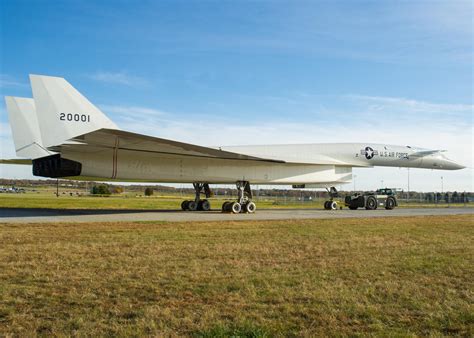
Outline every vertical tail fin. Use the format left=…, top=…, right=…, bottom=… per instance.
left=5, top=96, right=51, bottom=159
left=29, top=74, right=118, bottom=148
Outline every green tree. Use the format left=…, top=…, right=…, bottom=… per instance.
left=144, top=187, right=154, bottom=196
left=91, top=184, right=111, bottom=195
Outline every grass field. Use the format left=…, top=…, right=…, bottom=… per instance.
left=0, top=191, right=470, bottom=210
left=1, top=215, right=473, bottom=336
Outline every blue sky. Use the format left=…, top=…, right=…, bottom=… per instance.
left=0, top=0, right=472, bottom=191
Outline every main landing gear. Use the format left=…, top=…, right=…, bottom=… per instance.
left=181, top=181, right=257, bottom=214
left=324, top=187, right=339, bottom=210
left=181, top=183, right=212, bottom=211
left=222, top=181, right=256, bottom=214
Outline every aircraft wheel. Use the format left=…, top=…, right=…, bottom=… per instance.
left=365, top=196, right=377, bottom=210
left=329, top=201, right=337, bottom=210
left=222, top=201, right=230, bottom=212
left=244, top=201, right=256, bottom=213
left=385, top=197, right=396, bottom=210
left=187, top=201, right=198, bottom=211
left=201, top=199, right=211, bottom=211
left=324, top=201, right=331, bottom=210
left=181, top=200, right=189, bottom=211
left=230, top=202, right=242, bottom=214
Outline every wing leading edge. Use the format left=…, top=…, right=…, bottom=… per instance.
left=48, top=128, right=286, bottom=163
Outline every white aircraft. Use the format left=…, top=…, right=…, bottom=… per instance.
left=2, top=75, right=465, bottom=213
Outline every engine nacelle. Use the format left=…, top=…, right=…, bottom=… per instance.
left=33, top=154, right=82, bottom=178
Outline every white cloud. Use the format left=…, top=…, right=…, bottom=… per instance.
left=99, top=104, right=166, bottom=117
left=88, top=71, right=149, bottom=86
left=0, top=122, right=16, bottom=159
left=0, top=74, right=27, bottom=89
left=347, top=94, right=473, bottom=116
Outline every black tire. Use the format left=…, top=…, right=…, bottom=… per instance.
left=324, top=201, right=330, bottom=210
left=349, top=205, right=358, bottom=210
left=181, top=200, right=189, bottom=211
left=222, top=201, right=230, bottom=212
left=187, top=201, right=198, bottom=211
left=385, top=197, right=396, bottom=210
left=344, top=196, right=352, bottom=205
left=365, top=196, right=377, bottom=210
left=201, top=199, right=211, bottom=211
left=329, top=201, right=337, bottom=210
left=230, top=202, right=242, bottom=214
left=244, top=201, right=256, bottom=213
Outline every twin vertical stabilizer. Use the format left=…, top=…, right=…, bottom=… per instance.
left=5, top=74, right=118, bottom=159
left=5, top=96, right=50, bottom=159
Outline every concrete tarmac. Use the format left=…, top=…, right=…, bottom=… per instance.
left=0, top=207, right=472, bottom=223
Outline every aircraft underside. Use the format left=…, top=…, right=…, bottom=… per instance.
left=65, top=150, right=353, bottom=185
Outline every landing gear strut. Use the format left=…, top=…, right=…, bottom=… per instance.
left=222, top=181, right=256, bottom=214
left=181, top=183, right=212, bottom=211
left=324, top=187, right=339, bottom=210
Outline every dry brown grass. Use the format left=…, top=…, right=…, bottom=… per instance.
left=1, top=215, right=473, bottom=336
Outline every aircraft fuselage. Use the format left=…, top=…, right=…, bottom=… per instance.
left=60, top=143, right=463, bottom=184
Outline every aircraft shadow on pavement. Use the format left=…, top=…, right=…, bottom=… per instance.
left=0, top=207, right=328, bottom=219
left=1, top=207, right=468, bottom=220
left=0, top=208, right=188, bottom=218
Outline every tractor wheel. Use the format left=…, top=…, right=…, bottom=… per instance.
left=365, top=196, right=377, bottom=210
left=385, top=197, right=396, bottom=210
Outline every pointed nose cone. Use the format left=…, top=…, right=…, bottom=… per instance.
left=445, top=160, right=466, bottom=170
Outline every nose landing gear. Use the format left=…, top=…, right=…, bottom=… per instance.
left=324, top=187, right=339, bottom=210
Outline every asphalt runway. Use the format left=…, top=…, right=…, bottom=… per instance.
left=0, top=207, right=472, bottom=223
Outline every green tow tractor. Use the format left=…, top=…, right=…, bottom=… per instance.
left=344, top=188, right=398, bottom=210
